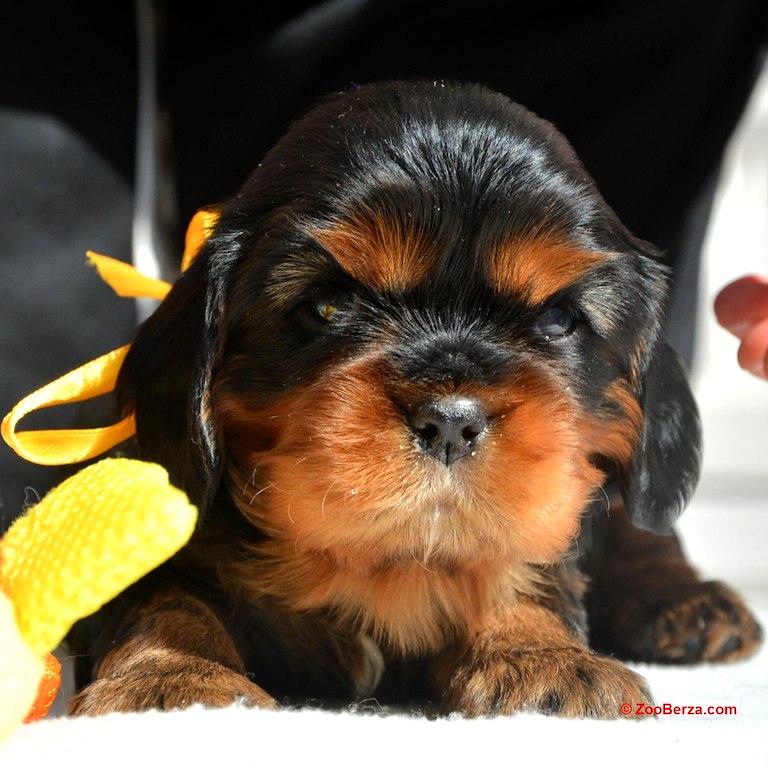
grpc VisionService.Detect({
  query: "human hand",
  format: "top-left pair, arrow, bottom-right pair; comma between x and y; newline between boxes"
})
714,275 -> 768,380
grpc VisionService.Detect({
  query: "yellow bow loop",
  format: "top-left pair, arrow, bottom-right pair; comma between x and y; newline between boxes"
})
1,346 -> 136,466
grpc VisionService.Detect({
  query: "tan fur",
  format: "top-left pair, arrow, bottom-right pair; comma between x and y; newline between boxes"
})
217,342 -> 608,655
312,207 -> 438,291
577,378 -> 643,467
489,236 -> 613,305
432,597 -> 652,717
68,589 -> 277,715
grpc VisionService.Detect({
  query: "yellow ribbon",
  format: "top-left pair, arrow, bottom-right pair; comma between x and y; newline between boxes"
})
1,346 -> 136,465
181,208 -> 219,272
86,252 -> 172,301
1,208 -> 219,467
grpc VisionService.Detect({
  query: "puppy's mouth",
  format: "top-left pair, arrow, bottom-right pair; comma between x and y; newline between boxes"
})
250,432 -> 582,573
224,363 -> 601,567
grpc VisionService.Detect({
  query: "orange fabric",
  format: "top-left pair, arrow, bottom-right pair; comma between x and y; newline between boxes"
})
23,653 -> 61,723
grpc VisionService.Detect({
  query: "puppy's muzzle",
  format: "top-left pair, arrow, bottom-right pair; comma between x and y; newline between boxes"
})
408,396 -> 489,466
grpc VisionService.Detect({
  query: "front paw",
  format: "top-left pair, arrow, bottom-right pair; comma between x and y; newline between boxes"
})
442,646 -> 651,719
629,580 -> 763,664
68,657 -> 278,715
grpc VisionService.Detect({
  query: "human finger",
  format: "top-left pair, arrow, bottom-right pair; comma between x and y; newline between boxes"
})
714,275 -> 768,339
736,315 -> 768,379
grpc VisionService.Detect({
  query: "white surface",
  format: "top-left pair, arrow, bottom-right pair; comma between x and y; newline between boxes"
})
1,651 -> 766,768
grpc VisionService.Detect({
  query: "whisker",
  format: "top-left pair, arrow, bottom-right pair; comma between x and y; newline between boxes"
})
241,467 -> 258,495
413,552 -> 439,574
596,484 -> 611,515
249,482 -> 275,506
321,480 -> 338,519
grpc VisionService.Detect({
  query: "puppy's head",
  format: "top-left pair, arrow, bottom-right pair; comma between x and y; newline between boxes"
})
119,81 -> 700,573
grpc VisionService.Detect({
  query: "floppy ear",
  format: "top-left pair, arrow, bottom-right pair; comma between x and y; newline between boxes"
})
619,333 -> 702,535
116,249 -> 224,516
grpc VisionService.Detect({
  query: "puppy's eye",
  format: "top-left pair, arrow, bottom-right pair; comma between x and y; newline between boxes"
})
311,292 -> 355,324
533,304 -> 577,340
316,300 -> 340,321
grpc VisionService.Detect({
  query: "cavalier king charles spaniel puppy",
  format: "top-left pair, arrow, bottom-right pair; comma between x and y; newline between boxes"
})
68,80 -> 761,718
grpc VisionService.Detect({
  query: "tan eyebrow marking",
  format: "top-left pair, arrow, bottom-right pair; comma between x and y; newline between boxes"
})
489,235 -> 615,305
311,208 -> 439,292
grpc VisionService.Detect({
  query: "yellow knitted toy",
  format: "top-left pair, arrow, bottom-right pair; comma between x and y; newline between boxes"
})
0,458 -> 197,742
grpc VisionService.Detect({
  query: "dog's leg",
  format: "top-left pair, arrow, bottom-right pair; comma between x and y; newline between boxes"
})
67,586 -> 278,715
436,568 -> 652,718
585,501 -> 763,663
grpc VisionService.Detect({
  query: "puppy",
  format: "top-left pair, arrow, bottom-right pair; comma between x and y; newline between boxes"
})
68,80 -> 762,718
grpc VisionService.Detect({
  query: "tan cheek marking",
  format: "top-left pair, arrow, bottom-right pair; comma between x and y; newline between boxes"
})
490,237 -> 613,305
312,208 -> 438,291
468,388 -> 605,565
604,380 -> 643,464
576,379 -> 642,469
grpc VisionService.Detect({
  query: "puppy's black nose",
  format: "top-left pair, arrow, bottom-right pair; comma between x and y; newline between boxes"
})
408,397 -> 489,466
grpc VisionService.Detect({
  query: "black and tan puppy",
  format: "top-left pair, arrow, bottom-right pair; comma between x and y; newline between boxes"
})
68,80 -> 761,718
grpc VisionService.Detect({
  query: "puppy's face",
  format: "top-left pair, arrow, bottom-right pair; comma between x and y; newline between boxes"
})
218,215 -> 632,573
121,81 -> 700,579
